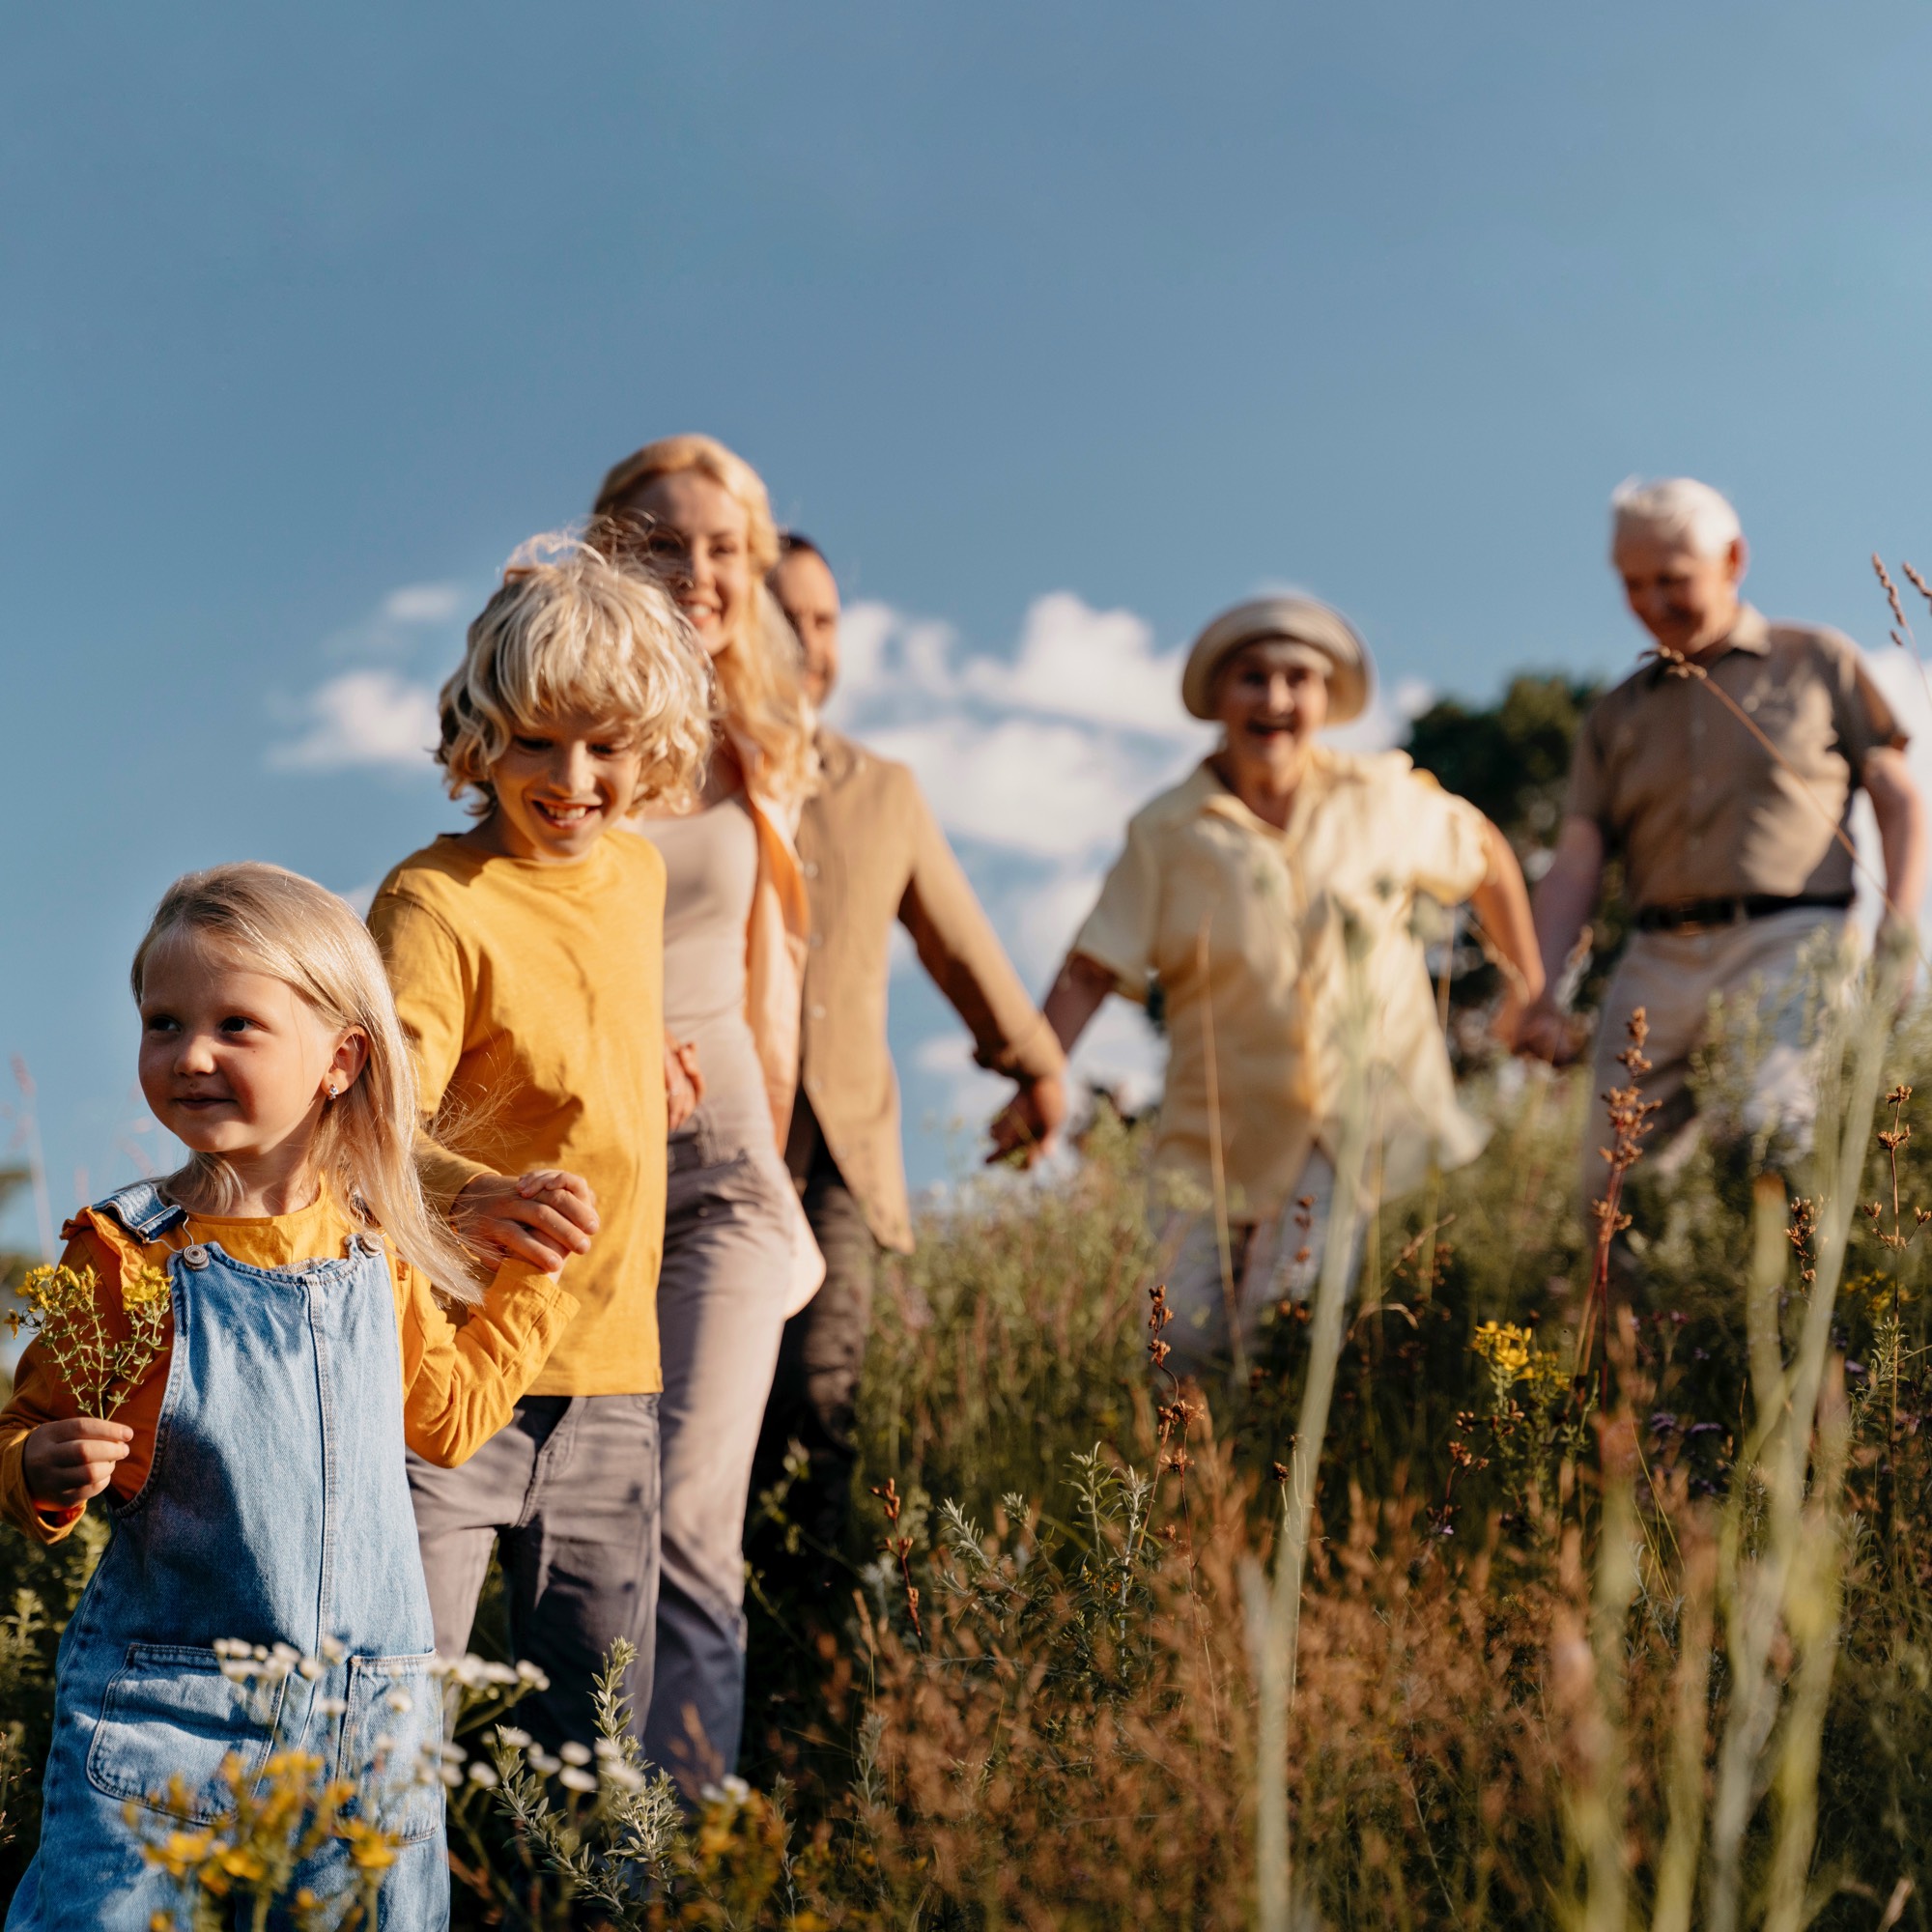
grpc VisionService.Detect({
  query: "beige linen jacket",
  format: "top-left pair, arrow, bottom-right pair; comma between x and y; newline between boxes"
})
796,728 -> 1065,1253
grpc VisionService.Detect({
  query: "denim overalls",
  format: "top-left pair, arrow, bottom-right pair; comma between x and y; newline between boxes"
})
7,1182 -> 447,1932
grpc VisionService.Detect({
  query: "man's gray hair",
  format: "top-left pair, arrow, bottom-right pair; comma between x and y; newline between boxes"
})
1609,476 -> 1743,558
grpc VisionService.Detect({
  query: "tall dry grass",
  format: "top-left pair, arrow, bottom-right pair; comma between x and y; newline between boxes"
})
5,978 -> 1932,1925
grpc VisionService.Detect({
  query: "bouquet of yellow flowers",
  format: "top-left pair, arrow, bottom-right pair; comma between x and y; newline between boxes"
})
8,1257 -> 172,1417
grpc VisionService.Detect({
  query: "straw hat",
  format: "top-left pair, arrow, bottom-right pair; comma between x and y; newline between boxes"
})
1180,595 -> 1373,724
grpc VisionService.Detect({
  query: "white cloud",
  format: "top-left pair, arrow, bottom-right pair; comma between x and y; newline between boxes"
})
962,592 -> 1191,739
268,669 -> 440,773
827,591 -> 1214,865
822,601 -> 958,725
866,715 -> 1188,862
381,582 -> 467,625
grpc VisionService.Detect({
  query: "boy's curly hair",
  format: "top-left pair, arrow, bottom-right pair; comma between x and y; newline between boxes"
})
438,532 -> 714,813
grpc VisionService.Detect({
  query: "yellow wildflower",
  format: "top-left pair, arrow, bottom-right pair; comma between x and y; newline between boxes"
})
340,1817 -> 398,1872
13,1260 -> 171,1418
1470,1321 -> 1533,1379
145,1828 -> 216,1880
122,1260 -> 171,1307
214,1845 -> 268,1885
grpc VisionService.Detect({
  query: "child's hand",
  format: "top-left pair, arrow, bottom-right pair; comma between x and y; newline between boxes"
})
22,1416 -> 133,1509
451,1170 -> 599,1274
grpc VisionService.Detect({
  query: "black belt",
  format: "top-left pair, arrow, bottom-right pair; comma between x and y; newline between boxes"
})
1634,891 -> 1854,934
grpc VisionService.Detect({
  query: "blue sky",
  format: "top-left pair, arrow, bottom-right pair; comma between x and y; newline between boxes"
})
6,3 -> 1932,1254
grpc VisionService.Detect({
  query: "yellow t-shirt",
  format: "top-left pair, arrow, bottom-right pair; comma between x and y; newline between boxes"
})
367,830 -> 667,1397
0,1191 -> 577,1545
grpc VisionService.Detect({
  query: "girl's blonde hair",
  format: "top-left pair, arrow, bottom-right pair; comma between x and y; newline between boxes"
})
439,533 -> 715,814
590,434 -> 814,801
131,864 -> 487,1303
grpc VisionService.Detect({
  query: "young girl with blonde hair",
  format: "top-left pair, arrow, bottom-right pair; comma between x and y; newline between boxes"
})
0,863 -> 582,1932
589,434 -> 823,1789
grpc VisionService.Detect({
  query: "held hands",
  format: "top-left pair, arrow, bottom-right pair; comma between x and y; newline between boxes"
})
666,1037 -> 704,1134
450,1169 -> 599,1276
986,1071 -> 1068,1169
1513,992 -> 1585,1067
23,1415 -> 133,1511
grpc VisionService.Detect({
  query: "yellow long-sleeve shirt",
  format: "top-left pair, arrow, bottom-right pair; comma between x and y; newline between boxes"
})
367,830 -> 668,1396
0,1190 -> 578,1546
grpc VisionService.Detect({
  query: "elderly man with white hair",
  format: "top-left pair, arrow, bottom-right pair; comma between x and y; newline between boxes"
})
1520,476 -> 1927,1208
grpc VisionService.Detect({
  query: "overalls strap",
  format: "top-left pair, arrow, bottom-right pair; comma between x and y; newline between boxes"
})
91,1181 -> 188,1243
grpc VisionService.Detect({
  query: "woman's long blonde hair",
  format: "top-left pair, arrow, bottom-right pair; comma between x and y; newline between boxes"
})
131,864 -> 486,1303
591,434 -> 814,801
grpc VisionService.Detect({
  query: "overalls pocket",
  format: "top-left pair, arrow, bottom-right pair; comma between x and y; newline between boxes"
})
336,1653 -> 443,1845
85,1642 -> 281,1824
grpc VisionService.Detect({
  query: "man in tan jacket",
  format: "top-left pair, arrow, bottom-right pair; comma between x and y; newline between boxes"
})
753,533 -> 1067,1586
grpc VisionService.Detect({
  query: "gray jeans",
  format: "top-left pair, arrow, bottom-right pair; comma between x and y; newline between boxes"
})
643,1113 -> 796,1794
407,1392 -> 661,1751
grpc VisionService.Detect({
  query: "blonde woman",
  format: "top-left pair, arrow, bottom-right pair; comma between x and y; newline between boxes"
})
592,435 -> 822,1790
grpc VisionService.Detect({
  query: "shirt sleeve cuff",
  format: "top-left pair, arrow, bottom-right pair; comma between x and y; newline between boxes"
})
415,1144 -> 498,1217
0,1440 -> 84,1547
973,1012 -> 1068,1082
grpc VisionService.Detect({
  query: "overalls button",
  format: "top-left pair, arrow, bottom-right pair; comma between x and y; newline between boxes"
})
356,1232 -> 385,1257
181,1244 -> 211,1270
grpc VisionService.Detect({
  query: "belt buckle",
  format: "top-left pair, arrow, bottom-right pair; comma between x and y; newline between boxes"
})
1671,898 -> 1740,936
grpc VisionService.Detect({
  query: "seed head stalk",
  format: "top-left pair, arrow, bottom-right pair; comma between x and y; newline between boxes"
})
1577,1009 -> 1658,1415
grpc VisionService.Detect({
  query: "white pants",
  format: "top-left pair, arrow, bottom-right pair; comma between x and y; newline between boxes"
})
1150,1152 -> 1362,1384
1583,906 -> 1855,1212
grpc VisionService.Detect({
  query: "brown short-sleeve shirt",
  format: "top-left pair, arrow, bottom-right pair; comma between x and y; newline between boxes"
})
1564,606 -> 1903,911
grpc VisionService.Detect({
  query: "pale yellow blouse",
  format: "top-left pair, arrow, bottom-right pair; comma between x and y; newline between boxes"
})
1072,749 -> 1492,1221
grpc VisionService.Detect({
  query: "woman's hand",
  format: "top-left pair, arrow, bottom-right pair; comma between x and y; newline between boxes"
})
23,1415 -> 133,1510
986,1072 -> 1067,1167
451,1169 -> 599,1272
667,1037 -> 704,1132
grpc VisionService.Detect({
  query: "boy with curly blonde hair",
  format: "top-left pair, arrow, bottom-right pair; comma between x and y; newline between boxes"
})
369,535 -> 713,1747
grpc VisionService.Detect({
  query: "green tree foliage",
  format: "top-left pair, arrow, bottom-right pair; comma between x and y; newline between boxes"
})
1406,672 -> 1629,1026
1406,672 -> 1599,859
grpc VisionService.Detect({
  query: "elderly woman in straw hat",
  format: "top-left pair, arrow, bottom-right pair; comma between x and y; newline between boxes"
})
1030,595 -> 1544,1387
